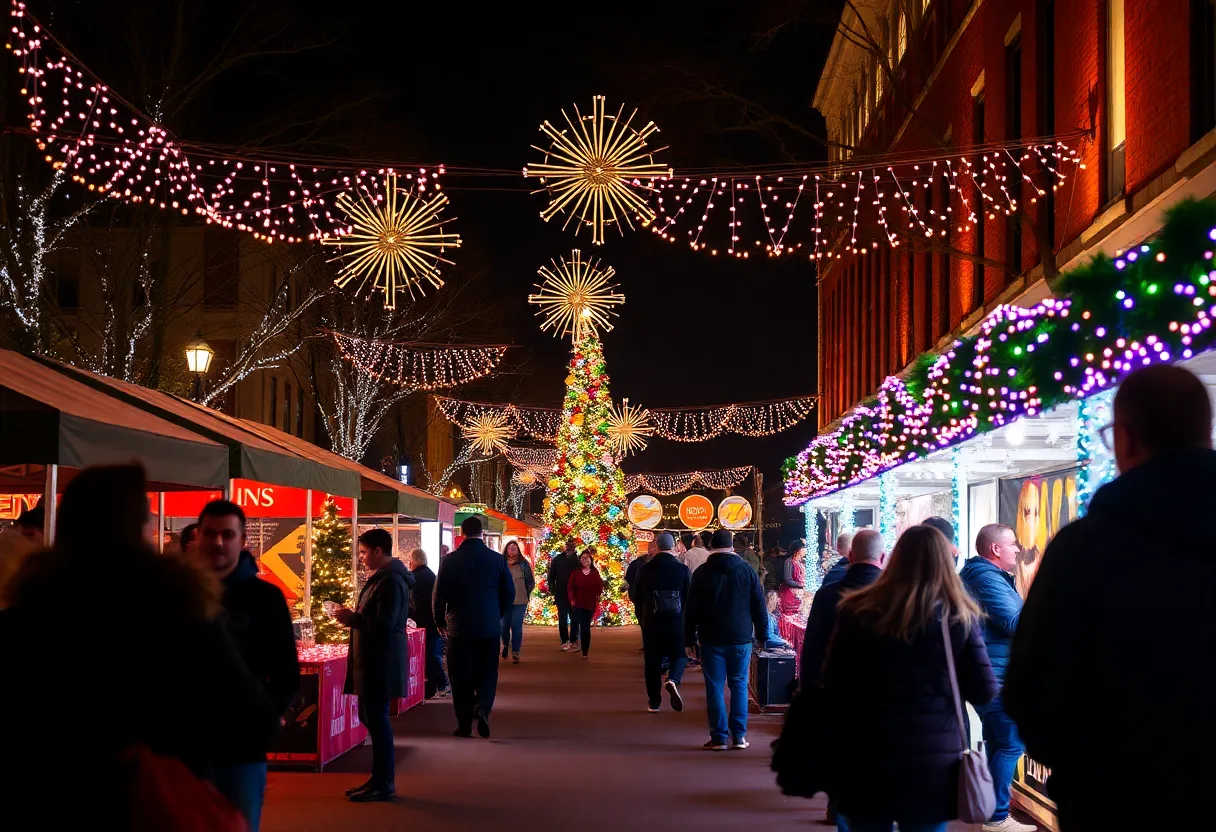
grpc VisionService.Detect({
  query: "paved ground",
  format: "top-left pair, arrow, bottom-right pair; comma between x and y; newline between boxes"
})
262,626 -> 1010,831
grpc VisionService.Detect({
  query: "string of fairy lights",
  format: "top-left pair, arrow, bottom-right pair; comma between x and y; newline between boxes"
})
434,398 -> 563,441
624,466 -> 754,496
328,331 -> 508,390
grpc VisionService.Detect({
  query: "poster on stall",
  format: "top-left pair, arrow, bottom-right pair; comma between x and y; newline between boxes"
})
998,468 -> 1080,599
895,491 -> 952,538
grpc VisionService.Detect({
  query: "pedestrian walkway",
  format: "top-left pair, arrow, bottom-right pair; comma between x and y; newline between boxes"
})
261,626 -> 993,831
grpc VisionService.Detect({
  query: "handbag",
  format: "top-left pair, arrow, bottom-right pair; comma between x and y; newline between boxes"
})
121,744 -> 249,832
940,613 -> 996,824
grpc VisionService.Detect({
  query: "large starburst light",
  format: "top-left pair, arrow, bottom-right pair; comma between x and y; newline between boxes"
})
606,398 -> 653,457
528,250 -> 625,342
524,96 -> 672,245
321,171 -> 462,309
461,411 -> 517,455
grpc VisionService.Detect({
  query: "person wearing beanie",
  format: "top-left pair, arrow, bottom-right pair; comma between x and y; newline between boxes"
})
684,528 -> 768,751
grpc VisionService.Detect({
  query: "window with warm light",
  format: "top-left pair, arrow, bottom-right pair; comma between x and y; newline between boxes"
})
897,10 -> 908,62
1106,0 -> 1126,198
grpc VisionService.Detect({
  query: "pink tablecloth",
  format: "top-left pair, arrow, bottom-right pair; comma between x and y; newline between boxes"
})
778,614 -> 806,677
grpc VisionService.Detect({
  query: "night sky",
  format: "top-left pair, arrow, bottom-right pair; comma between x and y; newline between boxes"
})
37,0 -> 842,523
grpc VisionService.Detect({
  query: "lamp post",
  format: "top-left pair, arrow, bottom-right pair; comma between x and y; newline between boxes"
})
184,331 -> 214,402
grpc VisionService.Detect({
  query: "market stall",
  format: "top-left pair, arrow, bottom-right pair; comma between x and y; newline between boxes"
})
454,505 -> 506,551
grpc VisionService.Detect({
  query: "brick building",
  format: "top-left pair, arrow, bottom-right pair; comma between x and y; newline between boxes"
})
813,0 -> 1216,429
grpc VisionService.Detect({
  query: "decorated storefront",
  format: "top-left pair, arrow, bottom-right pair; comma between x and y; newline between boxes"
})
784,200 -> 1216,829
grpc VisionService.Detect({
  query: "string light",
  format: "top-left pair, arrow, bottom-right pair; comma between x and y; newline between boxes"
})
505,446 -> 560,473
650,396 -> 818,442
461,411 -> 516,455
647,135 -> 1084,260
1076,389 -> 1116,515
605,397 -> 652,456
524,95 -> 671,245
322,171 -> 460,309
528,249 -> 625,342
624,466 -> 753,496
951,448 -> 964,549
5,3 -> 442,244
329,331 -> 508,390
434,398 -> 562,442
878,470 -> 897,552
802,504 -> 821,593
784,207 -> 1216,504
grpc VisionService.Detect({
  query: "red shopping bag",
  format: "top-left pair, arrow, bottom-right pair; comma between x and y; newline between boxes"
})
121,745 -> 250,832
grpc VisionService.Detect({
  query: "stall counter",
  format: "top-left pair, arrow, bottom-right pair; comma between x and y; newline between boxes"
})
269,628 -> 425,770
778,614 -> 806,677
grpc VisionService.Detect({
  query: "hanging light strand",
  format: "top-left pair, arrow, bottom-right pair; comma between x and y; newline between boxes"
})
624,466 -> 753,496
329,332 -> 508,390
650,396 -> 818,442
433,397 -> 563,441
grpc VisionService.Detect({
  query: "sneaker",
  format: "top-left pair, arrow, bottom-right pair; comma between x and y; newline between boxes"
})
501,645 -> 509,660
982,819 -> 1037,832
581,653 -> 588,660
512,652 -> 520,664
731,737 -> 749,750
647,705 -> 660,713
436,687 -> 451,698
475,708 -> 491,738
702,739 -> 729,751
560,642 -> 571,652
665,679 -> 684,712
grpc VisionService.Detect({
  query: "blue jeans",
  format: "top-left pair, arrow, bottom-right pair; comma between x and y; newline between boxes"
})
837,818 -> 946,832
975,695 -> 1026,822
213,762 -> 267,832
501,603 -> 527,653
425,627 -> 447,696
700,643 -> 751,743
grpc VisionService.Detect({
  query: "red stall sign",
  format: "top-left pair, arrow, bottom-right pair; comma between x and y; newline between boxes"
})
161,481 -> 354,519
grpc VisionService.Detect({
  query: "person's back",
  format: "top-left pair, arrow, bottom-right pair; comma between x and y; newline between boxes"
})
636,550 -> 691,634
686,548 -> 766,647
800,529 -> 883,686
410,562 -> 437,630
1005,366 -> 1216,830
435,535 -> 512,639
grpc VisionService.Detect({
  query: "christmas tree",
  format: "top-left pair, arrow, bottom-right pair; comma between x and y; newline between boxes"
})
528,333 -> 636,625
304,496 -> 353,643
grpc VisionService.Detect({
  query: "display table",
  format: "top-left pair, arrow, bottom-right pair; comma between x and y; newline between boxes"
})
778,614 -> 806,677
269,628 -> 426,770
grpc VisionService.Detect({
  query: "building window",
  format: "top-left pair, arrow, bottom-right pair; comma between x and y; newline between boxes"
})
1106,0 -> 1127,199
1005,35 -> 1024,279
897,11 -> 908,62
1193,0 -> 1216,141
296,386 -> 305,438
54,261 -> 80,310
283,381 -> 292,432
203,227 -> 239,310
875,62 -> 884,105
1038,0 -> 1057,247
972,89 -> 986,311
269,376 -> 278,429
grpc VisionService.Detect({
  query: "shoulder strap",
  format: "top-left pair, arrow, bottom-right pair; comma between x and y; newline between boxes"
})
940,611 -> 968,752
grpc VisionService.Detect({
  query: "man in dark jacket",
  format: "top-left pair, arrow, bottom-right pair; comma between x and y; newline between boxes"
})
960,524 -> 1035,832
800,529 -> 883,687
685,528 -> 768,751
548,538 -> 581,651
334,528 -> 414,802
734,532 -> 763,578
822,531 -> 853,587
434,515 -> 513,738
1005,365 -> 1216,831
634,532 -> 691,713
408,548 -> 447,699
197,500 -> 300,830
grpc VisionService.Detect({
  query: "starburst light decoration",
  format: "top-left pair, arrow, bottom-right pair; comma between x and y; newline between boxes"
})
606,398 -> 653,457
524,95 -> 672,245
461,411 -> 517,455
528,250 -> 625,341
322,171 -> 461,309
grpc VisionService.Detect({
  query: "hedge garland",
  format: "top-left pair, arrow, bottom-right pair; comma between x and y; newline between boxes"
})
784,198 -> 1216,505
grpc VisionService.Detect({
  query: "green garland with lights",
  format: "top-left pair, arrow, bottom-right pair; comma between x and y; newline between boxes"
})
784,197 -> 1216,503
528,335 -> 636,626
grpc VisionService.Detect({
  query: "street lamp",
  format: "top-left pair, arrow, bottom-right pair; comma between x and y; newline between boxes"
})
184,331 -> 214,402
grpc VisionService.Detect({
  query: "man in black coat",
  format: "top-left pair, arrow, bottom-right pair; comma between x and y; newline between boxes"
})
434,515 -> 513,739
800,528 -> 883,688
197,500 -> 300,831
408,548 -> 447,698
335,528 -> 415,803
685,528 -> 768,751
548,538 -> 580,650
1005,365 -> 1216,830
822,530 -> 853,587
634,532 -> 691,713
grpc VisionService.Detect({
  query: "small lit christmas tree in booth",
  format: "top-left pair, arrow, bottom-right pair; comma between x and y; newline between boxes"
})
526,251 -> 652,626
306,496 -> 353,643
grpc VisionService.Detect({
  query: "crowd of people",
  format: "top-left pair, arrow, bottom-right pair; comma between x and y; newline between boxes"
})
1,364 -> 1212,830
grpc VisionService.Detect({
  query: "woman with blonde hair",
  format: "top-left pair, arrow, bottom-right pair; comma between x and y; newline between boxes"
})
821,525 -> 998,832
500,540 -> 534,664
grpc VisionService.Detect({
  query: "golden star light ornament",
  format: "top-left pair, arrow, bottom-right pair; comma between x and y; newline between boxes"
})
321,171 -> 462,309
461,411 -> 517,455
524,95 -> 672,245
528,250 -> 625,342
606,398 -> 653,457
